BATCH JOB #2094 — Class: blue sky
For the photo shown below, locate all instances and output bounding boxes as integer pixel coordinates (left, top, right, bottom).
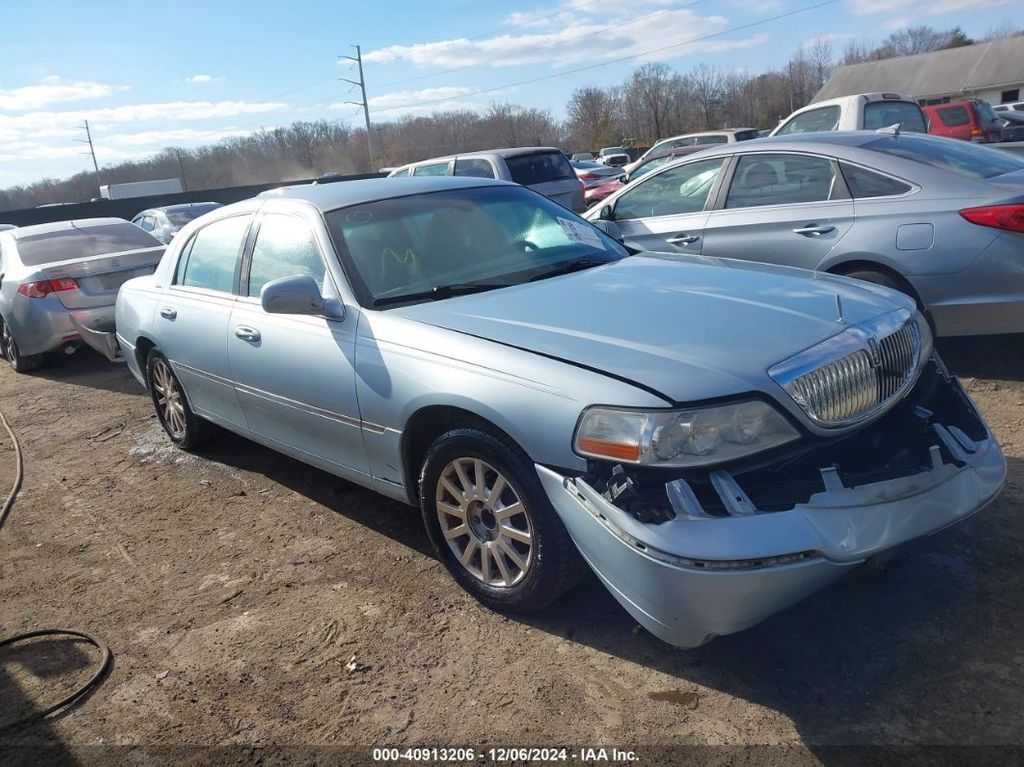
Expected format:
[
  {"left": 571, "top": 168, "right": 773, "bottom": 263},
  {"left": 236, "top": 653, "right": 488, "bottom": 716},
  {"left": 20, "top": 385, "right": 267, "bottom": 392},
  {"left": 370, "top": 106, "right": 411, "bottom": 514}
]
[{"left": 0, "top": 0, "right": 1017, "bottom": 187}]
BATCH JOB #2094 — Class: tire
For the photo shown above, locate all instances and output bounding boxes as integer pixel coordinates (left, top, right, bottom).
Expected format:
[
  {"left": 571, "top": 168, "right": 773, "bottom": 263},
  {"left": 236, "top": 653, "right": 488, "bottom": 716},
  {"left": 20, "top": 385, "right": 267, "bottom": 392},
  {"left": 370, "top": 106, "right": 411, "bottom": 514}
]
[
  {"left": 419, "top": 426, "right": 586, "bottom": 613},
  {"left": 146, "top": 349, "right": 214, "bottom": 450},
  {"left": 0, "top": 316, "right": 45, "bottom": 373},
  {"left": 840, "top": 268, "right": 920, "bottom": 305}
]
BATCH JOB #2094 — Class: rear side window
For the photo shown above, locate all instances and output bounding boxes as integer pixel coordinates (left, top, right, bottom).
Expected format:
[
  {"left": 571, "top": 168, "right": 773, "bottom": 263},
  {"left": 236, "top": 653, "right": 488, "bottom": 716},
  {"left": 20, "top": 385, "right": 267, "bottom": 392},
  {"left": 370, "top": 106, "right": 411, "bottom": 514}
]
[
  {"left": 177, "top": 215, "right": 249, "bottom": 293},
  {"left": 506, "top": 152, "right": 575, "bottom": 185},
  {"left": 865, "top": 135, "right": 1024, "bottom": 180},
  {"left": 733, "top": 130, "right": 760, "bottom": 141},
  {"left": 726, "top": 154, "right": 837, "bottom": 208},
  {"left": 936, "top": 106, "right": 970, "bottom": 127},
  {"left": 247, "top": 214, "right": 325, "bottom": 297},
  {"left": 840, "top": 163, "right": 912, "bottom": 198},
  {"left": 864, "top": 101, "right": 927, "bottom": 133},
  {"left": 412, "top": 162, "right": 449, "bottom": 177},
  {"left": 777, "top": 106, "right": 840, "bottom": 135},
  {"left": 453, "top": 158, "right": 495, "bottom": 179},
  {"left": 15, "top": 222, "right": 162, "bottom": 267}
]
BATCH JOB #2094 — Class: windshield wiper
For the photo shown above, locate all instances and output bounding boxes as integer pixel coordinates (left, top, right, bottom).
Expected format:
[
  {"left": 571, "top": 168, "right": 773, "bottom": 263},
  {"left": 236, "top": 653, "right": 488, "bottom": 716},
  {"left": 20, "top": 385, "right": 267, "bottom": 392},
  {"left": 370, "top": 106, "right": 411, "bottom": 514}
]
[
  {"left": 373, "top": 282, "right": 507, "bottom": 307},
  {"left": 528, "top": 257, "right": 609, "bottom": 282}
]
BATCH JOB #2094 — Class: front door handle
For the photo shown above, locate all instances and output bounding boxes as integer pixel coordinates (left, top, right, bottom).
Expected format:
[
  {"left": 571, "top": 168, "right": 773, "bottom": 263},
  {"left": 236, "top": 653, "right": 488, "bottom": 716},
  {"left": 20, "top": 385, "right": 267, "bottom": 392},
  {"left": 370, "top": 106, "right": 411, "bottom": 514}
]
[
  {"left": 159, "top": 306, "right": 177, "bottom": 319},
  {"left": 234, "top": 326, "right": 261, "bottom": 343},
  {"left": 666, "top": 234, "right": 700, "bottom": 245},
  {"left": 793, "top": 224, "right": 836, "bottom": 236}
]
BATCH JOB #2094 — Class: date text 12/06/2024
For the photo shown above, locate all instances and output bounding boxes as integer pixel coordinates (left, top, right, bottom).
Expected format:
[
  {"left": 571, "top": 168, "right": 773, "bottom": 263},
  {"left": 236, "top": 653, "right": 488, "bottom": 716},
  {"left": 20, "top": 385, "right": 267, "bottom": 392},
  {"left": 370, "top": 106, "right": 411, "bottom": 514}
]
[{"left": 372, "top": 747, "right": 639, "bottom": 762}]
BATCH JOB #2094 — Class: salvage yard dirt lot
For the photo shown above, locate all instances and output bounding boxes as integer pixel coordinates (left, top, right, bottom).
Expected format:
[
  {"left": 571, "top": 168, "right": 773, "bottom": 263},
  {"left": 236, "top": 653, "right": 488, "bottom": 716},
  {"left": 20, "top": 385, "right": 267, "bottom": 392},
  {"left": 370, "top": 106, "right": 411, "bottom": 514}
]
[{"left": 0, "top": 336, "right": 1022, "bottom": 760}]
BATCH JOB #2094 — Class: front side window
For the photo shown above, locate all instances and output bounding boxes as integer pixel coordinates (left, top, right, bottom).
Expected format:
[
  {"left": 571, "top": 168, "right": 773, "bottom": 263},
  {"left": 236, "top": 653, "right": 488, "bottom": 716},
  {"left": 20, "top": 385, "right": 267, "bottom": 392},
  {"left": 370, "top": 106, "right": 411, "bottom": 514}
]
[
  {"left": 453, "top": 158, "right": 495, "bottom": 179},
  {"left": 840, "top": 163, "right": 912, "bottom": 198},
  {"left": 613, "top": 159, "right": 724, "bottom": 220},
  {"left": 326, "top": 186, "right": 627, "bottom": 306},
  {"left": 864, "top": 101, "right": 927, "bottom": 132},
  {"left": 936, "top": 106, "right": 969, "bottom": 127},
  {"left": 413, "top": 162, "right": 449, "bottom": 177},
  {"left": 139, "top": 216, "right": 156, "bottom": 231},
  {"left": 726, "top": 153, "right": 837, "bottom": 209},
  {"left": 777, "top": 105, "right": 840, "bottom": 135},
  {"left": 247, "top": 214, "right": 325, "bottom": 298},
  {"left": 177, "top": 215, "right": 249, "bottom": 293},
  {"left": 630, "top": 155, "right": 674, "bottom": 180}
]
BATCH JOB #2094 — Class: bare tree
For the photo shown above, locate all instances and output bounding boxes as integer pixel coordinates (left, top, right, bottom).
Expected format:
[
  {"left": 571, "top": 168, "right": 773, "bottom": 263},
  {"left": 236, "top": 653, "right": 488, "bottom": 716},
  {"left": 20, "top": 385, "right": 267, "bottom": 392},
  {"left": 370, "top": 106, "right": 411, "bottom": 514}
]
[
  {"left": 565, "top": 86, "right": 620, "bottom": 151},
  {"left": 690, "top": 63, "right": 724, "bottom": 130}
]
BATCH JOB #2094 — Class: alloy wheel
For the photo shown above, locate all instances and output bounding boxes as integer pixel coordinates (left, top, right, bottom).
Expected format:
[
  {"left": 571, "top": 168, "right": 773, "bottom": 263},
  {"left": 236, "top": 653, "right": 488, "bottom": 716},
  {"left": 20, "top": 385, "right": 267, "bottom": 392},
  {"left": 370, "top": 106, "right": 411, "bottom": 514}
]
[
  {"left": 435, "top": 457, "right": 534, "bottom": 587},
  {"left": 151, "top": 358, "right": 186, "bottom": 439}
]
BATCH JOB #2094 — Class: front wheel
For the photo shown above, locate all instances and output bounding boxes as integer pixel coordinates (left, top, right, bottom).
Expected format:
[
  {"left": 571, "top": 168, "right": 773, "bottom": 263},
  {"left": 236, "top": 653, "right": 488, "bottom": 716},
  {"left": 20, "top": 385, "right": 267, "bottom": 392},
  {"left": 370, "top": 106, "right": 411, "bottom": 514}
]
[
  {"left": 0, "top": 317, "right": 45, "bottom": 373},
  {"left": 146, "top": 349, "right": 213, "bottom": 450},
  {"left": 420, "top": 426, "right": 586, "bottom": 613}
]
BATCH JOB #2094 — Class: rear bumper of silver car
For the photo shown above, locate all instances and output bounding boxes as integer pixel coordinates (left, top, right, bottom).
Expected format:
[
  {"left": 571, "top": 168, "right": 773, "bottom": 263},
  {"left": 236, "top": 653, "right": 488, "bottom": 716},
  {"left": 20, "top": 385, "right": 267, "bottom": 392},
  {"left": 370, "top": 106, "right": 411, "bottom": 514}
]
[
  {"left": 537, "top": 415, "right": 1005, "bottom": 649},
  {"left": 9, "top": 296, "right": 116, "bottom": 357}
]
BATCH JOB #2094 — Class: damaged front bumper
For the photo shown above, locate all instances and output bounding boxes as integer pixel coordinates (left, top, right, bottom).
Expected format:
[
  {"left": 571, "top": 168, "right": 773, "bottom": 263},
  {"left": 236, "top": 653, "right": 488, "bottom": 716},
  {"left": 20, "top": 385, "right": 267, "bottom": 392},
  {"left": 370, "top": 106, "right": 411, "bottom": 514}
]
[{"left": 537, "top": 364, "right": 1006, "bottom": 649}]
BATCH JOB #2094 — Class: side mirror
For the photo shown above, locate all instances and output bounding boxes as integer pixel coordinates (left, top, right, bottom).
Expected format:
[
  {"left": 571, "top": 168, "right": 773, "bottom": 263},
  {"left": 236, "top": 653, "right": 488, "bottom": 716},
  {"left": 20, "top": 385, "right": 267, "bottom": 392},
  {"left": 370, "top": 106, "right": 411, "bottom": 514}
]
[
  {"left": 261, "top": 274, "right": 343, "bottom": 319},
  {"left": 591, "top": 219, "right": 624, "bottom": 244},
  {"left": 597, "top": 203, "right": 614, "bottom": 221}
]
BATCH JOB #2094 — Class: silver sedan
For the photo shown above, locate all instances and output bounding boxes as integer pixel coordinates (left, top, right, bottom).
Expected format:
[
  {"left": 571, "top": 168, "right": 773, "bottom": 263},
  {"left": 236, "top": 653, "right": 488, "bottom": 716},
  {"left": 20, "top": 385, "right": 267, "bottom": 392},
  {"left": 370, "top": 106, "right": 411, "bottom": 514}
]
[
  {"left": 585, "top": 132, "right": 1024, "bottom": 337},
  {"left": 104, "top": 178, "right": 1003, "bottom": 648},
  {"left": 0, "top": 218, "right": 164, "bottom": 372}
]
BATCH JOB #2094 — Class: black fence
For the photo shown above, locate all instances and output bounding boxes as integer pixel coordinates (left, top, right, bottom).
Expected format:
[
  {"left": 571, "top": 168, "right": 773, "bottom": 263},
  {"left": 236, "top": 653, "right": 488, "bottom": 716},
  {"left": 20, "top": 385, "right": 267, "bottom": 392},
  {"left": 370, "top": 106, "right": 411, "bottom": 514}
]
[{"left": 0, "top": 173, "right": 385, "bottom": 228}]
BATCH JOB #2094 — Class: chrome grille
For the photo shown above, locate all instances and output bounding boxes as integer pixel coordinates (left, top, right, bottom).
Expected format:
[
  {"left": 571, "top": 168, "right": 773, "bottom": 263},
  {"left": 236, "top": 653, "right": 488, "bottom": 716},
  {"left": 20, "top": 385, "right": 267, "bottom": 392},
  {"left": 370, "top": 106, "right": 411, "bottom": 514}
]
[{"left": 770, "top": 311, "right": 924, "bottom": 428}]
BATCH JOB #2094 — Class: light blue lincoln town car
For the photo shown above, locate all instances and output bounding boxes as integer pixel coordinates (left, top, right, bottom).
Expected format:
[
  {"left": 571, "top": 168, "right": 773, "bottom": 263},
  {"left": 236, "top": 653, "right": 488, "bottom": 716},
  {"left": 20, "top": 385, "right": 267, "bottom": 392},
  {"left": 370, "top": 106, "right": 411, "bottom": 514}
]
[{"left": 96, "top": 177, "right": 1005, "bottom": 648}]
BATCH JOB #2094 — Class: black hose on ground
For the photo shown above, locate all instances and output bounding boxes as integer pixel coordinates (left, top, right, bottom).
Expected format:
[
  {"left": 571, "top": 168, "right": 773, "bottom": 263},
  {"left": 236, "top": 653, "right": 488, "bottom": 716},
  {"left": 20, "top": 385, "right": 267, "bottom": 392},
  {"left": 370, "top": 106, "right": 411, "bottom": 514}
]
[{"left": 0, "top": 401, "right": 113, "bottom": 732}]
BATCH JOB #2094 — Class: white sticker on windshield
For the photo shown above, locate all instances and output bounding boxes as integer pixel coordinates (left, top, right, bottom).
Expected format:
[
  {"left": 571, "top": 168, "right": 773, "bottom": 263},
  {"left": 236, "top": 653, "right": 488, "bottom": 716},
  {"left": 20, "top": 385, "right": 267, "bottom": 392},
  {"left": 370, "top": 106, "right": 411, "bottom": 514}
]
[{"left": 557, "top": 217, "right": 606, "bottom": 250}]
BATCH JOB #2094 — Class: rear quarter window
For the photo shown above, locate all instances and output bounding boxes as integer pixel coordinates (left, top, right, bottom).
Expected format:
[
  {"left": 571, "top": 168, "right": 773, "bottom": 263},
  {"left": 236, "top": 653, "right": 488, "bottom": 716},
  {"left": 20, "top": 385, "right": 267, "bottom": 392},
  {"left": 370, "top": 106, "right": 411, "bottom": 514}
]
[
  {"left": 936, "top": 106, "right": 970, "bottom": 127},
  {"left": 15, "top": 222, "right": 162, "bottom": 267},
  {"left": 840, "top": 163, "right": 912, "bottom": 198},
  {"left": 506, "top": 152, "right": 575, "bottom": 185}
]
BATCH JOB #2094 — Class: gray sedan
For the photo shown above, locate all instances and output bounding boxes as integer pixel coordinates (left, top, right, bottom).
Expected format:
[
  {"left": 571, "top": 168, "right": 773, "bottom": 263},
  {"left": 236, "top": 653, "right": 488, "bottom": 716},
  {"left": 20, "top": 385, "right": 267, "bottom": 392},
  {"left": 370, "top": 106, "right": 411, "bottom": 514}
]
[
  {"left": 105, "top": 177, "right": 1003, "bottom": 648},
  {"left": 585, "top": 132, "right": 1024, "bottom": 337},
  {"left": 0, "top": 218, "right": 164, "bottom": 372}
]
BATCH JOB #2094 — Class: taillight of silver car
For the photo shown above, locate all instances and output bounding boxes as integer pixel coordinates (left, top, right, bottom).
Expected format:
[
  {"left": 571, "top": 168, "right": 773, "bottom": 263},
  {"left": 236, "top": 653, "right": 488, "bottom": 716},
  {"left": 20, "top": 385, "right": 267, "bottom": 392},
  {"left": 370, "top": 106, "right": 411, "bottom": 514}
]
[
  {"left": 959, "top": 204, "right": 1024, "bottom": 233},
  {"left": 16, "top": 278, "right": 79, "bottom": 298}
]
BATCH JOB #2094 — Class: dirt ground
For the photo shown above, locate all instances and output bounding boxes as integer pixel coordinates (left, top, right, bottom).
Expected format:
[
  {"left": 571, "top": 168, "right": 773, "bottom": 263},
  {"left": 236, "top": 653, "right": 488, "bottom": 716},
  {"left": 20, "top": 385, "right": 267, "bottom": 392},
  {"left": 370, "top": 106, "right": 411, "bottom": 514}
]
[{"left": 0, "top": 335, "right": 1022, "bottom": 762}]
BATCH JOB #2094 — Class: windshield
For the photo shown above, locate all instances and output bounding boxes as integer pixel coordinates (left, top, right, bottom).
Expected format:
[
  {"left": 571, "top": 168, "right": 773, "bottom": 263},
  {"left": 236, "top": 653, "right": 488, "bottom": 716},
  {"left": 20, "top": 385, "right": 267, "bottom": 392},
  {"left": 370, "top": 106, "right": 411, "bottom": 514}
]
[
  {"left": 863, "top": 101, "right": 927, "bottom": 133},
  {"left": 166, "top": 204, "right": 221, "bottom": 226},
  {"left": 865, "top": 135, "right": 1024, "bottom": 180},
  {"left": 325, "top": 186, "right": 628, "bottom": 307}
]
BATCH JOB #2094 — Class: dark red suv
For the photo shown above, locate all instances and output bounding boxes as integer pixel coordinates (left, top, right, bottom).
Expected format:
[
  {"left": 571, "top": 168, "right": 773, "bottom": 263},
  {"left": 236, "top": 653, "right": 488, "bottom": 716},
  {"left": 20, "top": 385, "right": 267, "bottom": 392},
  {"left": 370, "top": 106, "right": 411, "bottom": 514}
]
[{"left": 923, "top": 99, "right": 1001, "bottom": 143}]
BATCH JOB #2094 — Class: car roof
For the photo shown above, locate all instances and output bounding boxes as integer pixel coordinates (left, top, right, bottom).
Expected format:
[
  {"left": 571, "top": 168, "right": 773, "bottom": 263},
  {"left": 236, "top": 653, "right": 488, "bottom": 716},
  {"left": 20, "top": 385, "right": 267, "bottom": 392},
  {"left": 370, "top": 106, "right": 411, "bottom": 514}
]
[
  {"left": 7, "top": 218, "right": 130, "bottom": 239},
  {"left": 401, "top": 146, "right": 565, "bottom": 168},
  {"left": 263, "top": 176, "right": 509, "bottom": 212}
]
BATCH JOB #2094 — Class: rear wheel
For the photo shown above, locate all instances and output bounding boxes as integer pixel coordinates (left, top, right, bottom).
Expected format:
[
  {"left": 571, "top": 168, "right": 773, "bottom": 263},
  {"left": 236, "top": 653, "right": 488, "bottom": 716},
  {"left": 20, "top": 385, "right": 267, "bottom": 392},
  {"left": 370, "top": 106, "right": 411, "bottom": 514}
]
[
  {"left": 146, "top": 349, "right": 213, "bottom": 450},
  {"left": 419, "top": 426, "right": 586, "bottom": 613},
  {"left": 0, "top": 317, "right": 45, "bottom": 373}
]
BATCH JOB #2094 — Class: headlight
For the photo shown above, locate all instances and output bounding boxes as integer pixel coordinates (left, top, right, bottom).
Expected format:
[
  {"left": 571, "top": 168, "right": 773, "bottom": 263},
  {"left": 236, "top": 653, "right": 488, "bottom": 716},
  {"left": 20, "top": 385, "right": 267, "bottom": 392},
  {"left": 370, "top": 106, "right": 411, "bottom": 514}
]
[{"left": 574, "top": 401, "right": 800, "bottom": 468}]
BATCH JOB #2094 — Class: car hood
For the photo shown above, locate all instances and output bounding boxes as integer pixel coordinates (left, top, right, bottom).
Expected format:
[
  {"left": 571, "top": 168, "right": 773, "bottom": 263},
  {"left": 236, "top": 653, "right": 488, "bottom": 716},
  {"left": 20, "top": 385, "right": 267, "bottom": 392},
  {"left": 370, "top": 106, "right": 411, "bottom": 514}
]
[{"left": 390, "top": 254, "right": 910, "bottom": 403}]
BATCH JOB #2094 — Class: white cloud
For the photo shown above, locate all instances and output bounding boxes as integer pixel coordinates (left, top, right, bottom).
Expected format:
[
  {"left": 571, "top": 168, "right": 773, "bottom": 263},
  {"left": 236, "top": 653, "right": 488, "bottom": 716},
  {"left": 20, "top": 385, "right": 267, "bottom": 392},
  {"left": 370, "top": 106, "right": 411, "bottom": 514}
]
[
  {"left": 802, "top": 33, "right": 855, "bottom": 49},
  {"left": 363, "top": 3, "right": 768, "bottom": 69},
  {"left": 365, "top": 86, "right": 474, "bottom": 109},
  {"left": 846, "top": 0, "right": 1011, "bottom": 14},
  {"left": 0, "top": 79, "right": 127, "bottom": 112},
  {"left": 185, "top": 74, "right": 223, "bottom": 83},
  {"left": 883, "top": 17, "right": 912, "bottom": 30},
  {"left": 103, "top": 127, "right": 255, "bottom": 147}
]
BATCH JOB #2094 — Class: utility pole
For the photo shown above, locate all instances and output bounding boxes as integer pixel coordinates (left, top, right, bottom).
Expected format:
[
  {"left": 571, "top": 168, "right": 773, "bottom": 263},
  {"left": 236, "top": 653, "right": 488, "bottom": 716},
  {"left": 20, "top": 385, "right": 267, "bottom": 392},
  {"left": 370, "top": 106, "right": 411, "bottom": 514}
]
[
  {"left": 175, "top": 149, "right": 189, "bottom": 191},
  {"left": 339, "top": 44, "right": 373, "bottom": 169},
  {"left": 76, "top": 120, "right": 102, "bottom": 195}
]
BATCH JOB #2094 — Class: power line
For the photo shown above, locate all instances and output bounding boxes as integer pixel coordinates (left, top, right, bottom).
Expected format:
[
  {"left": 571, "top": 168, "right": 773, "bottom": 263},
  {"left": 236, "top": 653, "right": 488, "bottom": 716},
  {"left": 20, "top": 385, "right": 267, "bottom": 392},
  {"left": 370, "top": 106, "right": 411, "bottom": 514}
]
[{"left": 360, "top": 0, "right": 842, "bottom": 115}]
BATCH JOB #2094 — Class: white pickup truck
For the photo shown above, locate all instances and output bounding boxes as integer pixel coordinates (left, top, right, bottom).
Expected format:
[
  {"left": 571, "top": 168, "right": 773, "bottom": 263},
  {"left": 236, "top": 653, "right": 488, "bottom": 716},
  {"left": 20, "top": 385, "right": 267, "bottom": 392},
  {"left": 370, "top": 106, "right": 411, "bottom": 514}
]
[{"left": 770, "top": 92, "right": 927, "bottom": 136}]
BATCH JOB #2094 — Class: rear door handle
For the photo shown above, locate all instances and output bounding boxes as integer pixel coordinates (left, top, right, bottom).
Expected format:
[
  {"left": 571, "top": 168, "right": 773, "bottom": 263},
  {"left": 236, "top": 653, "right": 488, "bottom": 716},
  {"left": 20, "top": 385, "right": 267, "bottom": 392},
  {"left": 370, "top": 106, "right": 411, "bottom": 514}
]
[
  {"left": 234, "top": 326, "right": 261, "bottom": 343},
  {"left": 793, "top": 224, "right": 835, "bottom": 236},
  {"left": 159, "top": 306, "right": 177, "bottom": 319},
  {"left": 666, "top": 234, "right": 700, "bottom": 245}
]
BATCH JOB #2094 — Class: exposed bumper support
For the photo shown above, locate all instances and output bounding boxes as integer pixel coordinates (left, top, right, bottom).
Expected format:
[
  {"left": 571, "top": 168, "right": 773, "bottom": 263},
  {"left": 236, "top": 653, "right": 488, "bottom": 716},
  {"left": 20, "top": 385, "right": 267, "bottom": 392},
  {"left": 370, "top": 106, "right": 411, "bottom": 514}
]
[
  {"left": 68, "top": 315, "right": 122, "bottom": 362},
  {"left": 537, "top": 418, "right": 1005, "bottom": 648}
]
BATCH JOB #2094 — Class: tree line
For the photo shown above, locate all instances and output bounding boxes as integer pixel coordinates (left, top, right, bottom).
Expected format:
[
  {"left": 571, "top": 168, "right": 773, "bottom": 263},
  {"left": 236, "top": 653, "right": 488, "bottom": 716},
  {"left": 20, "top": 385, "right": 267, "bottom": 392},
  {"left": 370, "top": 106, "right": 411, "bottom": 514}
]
[{"left": 1, "top": 22, "right": 1020, "bottom": 211}]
